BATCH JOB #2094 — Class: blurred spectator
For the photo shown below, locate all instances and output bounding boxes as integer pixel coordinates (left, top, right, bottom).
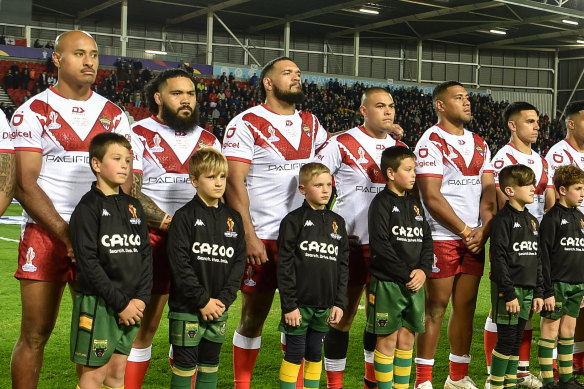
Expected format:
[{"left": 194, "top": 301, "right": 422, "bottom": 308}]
[
  {"left": 250, "top": 72, "right": 258, "bottom": 87},
  {"left": 33, "top": 39, "right": 42, "bottom": 48}
]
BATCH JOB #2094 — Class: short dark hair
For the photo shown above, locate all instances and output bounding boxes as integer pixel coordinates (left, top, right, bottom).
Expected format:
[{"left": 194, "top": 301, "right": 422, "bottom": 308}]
[
  {"left": 257, "top": 56, "right": 293, "bottom": 101},
  {"left": 499, "top": 164, "right": 535, "bottom": 192},
  {"left": 503, "top": 101, "right": 539, "bottom": 127},
  {"left": 432, "top": 80, "right": 463, "bottom": 104},
  {"left": 89, "top": 132, "right": 131, "bottom": 175},
  {"left": 565, "top": 100, "right": 584, "bottom": 121},
  {"left": 553, "top": 164, "right": 584, "bottom": 192},
  {"left": 144, "top": 68, "right": 196, "bottom": 115},
  {"left": 380, "top": 146, "right": 416, "bottom": 181},
  {"left": 360, "top": 87, "right": 389, "bottom": 106}
]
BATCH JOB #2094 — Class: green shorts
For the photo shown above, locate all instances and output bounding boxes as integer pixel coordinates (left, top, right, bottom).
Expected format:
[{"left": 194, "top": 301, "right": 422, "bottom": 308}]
[
  {"left": 278, "top": 307, "right": 331, "bottom": 335},
  {"left": 490, "top": 282, "right": 533, "bottom": 325},
  {"left": 541, "top": 282, "right": 584, "bottom": 320},
  {"left": 168, "top": 311, "right": 228, "bottom": 347},
  {"left": 70, "top": 294, "right": 140, "bottom": 367},
  {"left": 365, "top": 276, "right": 425, "bottom": 335}
]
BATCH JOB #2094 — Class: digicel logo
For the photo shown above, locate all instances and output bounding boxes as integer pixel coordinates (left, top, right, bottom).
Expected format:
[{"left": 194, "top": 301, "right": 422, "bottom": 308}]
[
  {"left": 3, "top": 130, "right": 31, "bottom": 139},
  {"left": 417, "top": 160, "right": 436, "bottom": 167}
]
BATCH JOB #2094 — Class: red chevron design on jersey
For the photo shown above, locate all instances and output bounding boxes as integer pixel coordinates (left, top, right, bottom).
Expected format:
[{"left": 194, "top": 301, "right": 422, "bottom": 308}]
[
  {"left": 336, "top": 132, "right": 406, "bottom": 184},
  {"left": 506, "top": 153, "right": 518, "bottom": 165},
  {"left": 242, "top": 110, "right": 317, "bottom": 160},
  {"left": 429, "top": 130, "right": 487, "bottom": 176},
  {"left": 30, "top": 99, "right": 123, "bottom": 151},
  {"left": 536, "top": 157, "right": 549, "bottom": 195},
  {"left": 135, "top": 126, "right": 217, "bottom": 174}
]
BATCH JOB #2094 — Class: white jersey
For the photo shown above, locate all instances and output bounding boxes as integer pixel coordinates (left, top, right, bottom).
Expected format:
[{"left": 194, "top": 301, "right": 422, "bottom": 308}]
[
  {"left": 131, "top": 116, "right": 221, "bottom": 216},
  {"left": 222, "top": 103, "right": 328, "bottom": 240},
  {"left": 11, "top": 87, "right": 131, "bottom": 223},
  {"left": 546, "top": 138, "right": 584, "bottom": 213},
  {"left": 316, "top": 125, "right": 407, "bottom": 245},
  {"left": 491, "top": 143, "right": 551, "bottom": 221},
  {"left": 0, "top": 110, "right": 14, "bottom": 153},
  {"left": 414, "top": 124, "right": 492, "bottom": 241}
]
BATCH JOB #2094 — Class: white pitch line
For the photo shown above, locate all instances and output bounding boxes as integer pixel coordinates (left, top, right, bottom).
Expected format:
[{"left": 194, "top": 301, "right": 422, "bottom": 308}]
[{"left": 0, "top": 236, "right": 19, "bottom": 243}]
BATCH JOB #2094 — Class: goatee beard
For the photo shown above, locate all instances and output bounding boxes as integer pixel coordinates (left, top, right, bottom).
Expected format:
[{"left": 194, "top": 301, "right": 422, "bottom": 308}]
[{"left": 273, "top": 84, "right": 305, "bottom": 105}]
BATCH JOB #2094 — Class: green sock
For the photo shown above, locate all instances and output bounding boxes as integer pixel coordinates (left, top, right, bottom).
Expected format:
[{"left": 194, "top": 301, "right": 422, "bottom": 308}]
[
  {"left": 374, "top": 349, "right": 394, "bottom": 389},
  {"left": 195, "top": 364, "right": 219, "bottom": 389},
  {"left": 558, "top": 336, "right": 574, "bottom": 383},
  {"left": 393, "top": 348, "right": 412, "bottom": 389},
  {"left": 538, "top": 337, "right": 556, "bottom": 385},
  {"left": 504, "top": 355, "right": 518, "bottom": 387},
  {"left": 171, "top": 364, "right": 196, "bottom": 389},
  {"left": 303, "top": 360, "right": 321, "bottom": 389},
  {"left": 489, "top": 349, "right": 510, "bottom": 389}
]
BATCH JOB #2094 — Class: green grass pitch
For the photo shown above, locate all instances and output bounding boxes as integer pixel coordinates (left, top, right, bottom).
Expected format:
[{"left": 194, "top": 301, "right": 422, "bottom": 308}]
[{"left": 0, "top": 203, "right": 545, "bottom": 388}]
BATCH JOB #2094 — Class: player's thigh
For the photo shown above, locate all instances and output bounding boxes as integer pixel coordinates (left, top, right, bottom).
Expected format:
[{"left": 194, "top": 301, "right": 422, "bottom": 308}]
[
  {"left": 238, "top": 290, "right": 276, "bottom": 334},
  {"left": 332, "top": 284, "right": 365, "bottom": 331},
  {"left": 133, "top": 293, "right": 168, "bottom": 345},
  {"left": 451, "top": 273, "right": 481, "bottom": 310},
  {"left": 20, "top": 279, "right": 66, "bottom": 338},
  {"left": 574, "top": 309, "right": 584, "bottom": 340},
  {"left": 424, "top": 276, "right": 454, "bottom": 315}
]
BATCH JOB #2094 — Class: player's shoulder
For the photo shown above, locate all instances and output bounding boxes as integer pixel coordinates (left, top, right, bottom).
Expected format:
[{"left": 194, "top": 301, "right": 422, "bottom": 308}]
[
  {"left": 546, "top": 139, "right": 568, "bottom": 155},
  {"left": 131, "top": 116, "right": 156, "bottom": 132}
]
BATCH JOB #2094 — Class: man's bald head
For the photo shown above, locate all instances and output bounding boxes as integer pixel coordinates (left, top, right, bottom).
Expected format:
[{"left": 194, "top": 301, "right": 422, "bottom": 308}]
[{"left": 54, "top": 30, "right": 95, "bottom": 53}]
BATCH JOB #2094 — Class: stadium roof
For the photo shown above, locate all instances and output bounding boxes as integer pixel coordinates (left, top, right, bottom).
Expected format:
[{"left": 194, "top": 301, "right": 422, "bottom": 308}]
[{"left": 33, "top": 0, "right": 584, "bottom": 51}]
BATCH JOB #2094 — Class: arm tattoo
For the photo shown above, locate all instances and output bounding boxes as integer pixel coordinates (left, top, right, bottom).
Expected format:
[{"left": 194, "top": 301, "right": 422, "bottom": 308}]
[
  {"left": 0, "top": 153, "right": 15, "bottom": 200},
  {"left": 131, "top": 172, "right": 167, "bottom": 228}
]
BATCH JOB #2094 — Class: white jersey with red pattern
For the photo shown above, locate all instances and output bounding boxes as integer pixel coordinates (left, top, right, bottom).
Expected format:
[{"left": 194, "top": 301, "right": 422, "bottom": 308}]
[
  {"left": 222, "top": 103, "right": 328, "bottom": 240},
  {"left": 414, "top": 124, "right": 492, "bottom": 241},
  {"left": 11, "top": 87, "right": 131, "bottom": 223},
  {"left": 316, "top": 125, "right": 407, "bottom": 245},
  {"left": 491, "top": 143, "right": 550, "bottom": 221},
  {"left": 0, "top": 109, "right": 14, "bottom": 153},
  {"left": 545, "top": 138, "right": 584, "bottom": 213},
  {"left": 131, "top": 116, "right": 221, "bottom": 216}
]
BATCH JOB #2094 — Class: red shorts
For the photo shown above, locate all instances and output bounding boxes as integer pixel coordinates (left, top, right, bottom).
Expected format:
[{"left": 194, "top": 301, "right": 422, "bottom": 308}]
[
  {"left": 149, "top": 228, "right": 171, "bottom": 295},
  {"left": 240, "top": 239, "right": 278, "bottom": 294},
  {"left": 348, "top": 244, "right": 371, "bottom": 287},
  {"left": 429, "top": 240, "right": 484, "bottom": 279},
  {"left": 14, "top": 223, "right": 74, "bottom": 282}
]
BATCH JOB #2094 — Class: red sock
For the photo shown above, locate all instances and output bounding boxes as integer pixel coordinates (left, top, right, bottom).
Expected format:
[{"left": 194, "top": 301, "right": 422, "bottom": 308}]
[
  {"left": 364, "top": 361, "right": 376, "bottom": 388},
  {"left": 124, "top": 360, "right": 150, "bottom": 389},
  {"left": 449, "top": 361, "right": 469, "bottom": 381},
  {"left": 517, "top": 329, "right": 533, "bottom": 377},
  {"left": 233, "top": 345, "right": 260, "bottom": 389},
  {"left": 484, "top": 329, "right": 498, "bottom": 371},
  {"left": 415, "top": 363, "right": 433, "bottom": 387},
  {"left": 574, "top": 353, "right": 584, "bottom": 371},
  {"left": 326, "top": 370, "right": 344, "bottom": 388}
]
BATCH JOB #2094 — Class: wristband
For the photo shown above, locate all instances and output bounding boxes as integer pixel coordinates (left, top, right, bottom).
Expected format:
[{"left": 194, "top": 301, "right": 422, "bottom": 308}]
[
  {"left": 160, "top": 214, "right": 172, "bottom": 231},
  {"left": 457, "top": 224, "right": 468, "bottom": 235},
  {"left": 459, "top": 225, "right": 471, "bottom": 239}
]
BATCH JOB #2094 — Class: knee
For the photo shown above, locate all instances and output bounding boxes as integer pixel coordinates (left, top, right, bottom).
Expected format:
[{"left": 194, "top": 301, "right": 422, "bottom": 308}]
[
  {"left": 237, "top": 312, "right": 266, "bottom": 336},
  {"left": 19, "top": 323, "right": 54, "bottom": 350},
  {"left": 425, "top": 305, "right": 447, "bottom": 322}
]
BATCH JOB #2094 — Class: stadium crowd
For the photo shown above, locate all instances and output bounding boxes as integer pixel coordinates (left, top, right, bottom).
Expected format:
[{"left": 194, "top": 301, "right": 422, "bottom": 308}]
[{"left": 1, "top": 58, "right": 565, "bottom": 155}]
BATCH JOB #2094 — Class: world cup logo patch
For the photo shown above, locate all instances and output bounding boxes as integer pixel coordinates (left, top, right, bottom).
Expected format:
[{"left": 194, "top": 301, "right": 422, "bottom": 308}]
[
  {"left": 331, "top": 221, "right": 341, "bottom": 240},
  {"left": 413, "top": 205, "right": 423, "bottom": 221},
  {"left": 93, "top": 339, "right": 108, "bottom": 357},
  {"left": 128, "top": 204, "right": 138, "bottom": 219},
  {"left": 47, "top": 111, "right": 61, "bottom": 130},
  {"left": 224, "top": 218, "right": 238, "bottom": 238},
  {"left": 151, "top": 134, "right": 164, "bottom": 153},
  {"left": 22, "top": 247, "right": 38, "bottom": 272},
  {"left": 531, "top": 219, "right": 538, "bottom": 235},
  {"left": 128, "top": 204, "right": 141, "bottom": 225}
]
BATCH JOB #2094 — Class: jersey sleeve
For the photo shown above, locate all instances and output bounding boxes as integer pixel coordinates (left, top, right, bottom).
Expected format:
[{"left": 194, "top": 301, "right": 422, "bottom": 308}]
[
  {"left": 70, "top": 200, "right": 131, "bottom": 313},
  {"left": 545, "top": 147, "right": 570, "bottom": 183},
  {"left": 222, "top": 114, "right": 255, "bottom": 164},
  {"left": 334, "top": 218, "right": 349, "bottom": 310},
  {"left": 135, "top": 201, "right": 153, "bottom": 305},
  {"left": 414, "top": 134, "right": 443, "bottom": 177},
  {"left": 538, "top": 212, "right": 557, "bottom": 299},
  {"left": 419, "top": 203, "right": 434, "bottom": 276},
  {"left": 315, "top": 138, "right": 343, "bottom": 174},
  {"left": 482, "top": 143, "right": 493, "bottom": 174},
  {"left": 217, "top": 212, "right": 246, "bottom": 309},
  {"left": 10, "top": 106, "right": 43, "bottom": 152},
  {"left": 489, "top": 214, "right": 516, "bottom": 302},
  {"left": 167, "top": 206, "right": 210, "bottom": 311},
  {"left": 130, "top": 126, "right": 145, "bottom": 174},
  {"left": 314, "top": 116, "right": 329, "bottom": 153},
  {"left": 276, "top": 214, "right": 300, "bottom": 313}
]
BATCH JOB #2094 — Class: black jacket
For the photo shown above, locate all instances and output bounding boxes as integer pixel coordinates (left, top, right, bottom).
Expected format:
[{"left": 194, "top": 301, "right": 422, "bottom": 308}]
[
  {"left": 489, "top": 202, "right": 543, "bottom": 302},
  {"left": 70, "top": 183, "right": 152, "bottom": 313},
  {"left": 540, "top": 201, "right": 584, "bottom": 298},
  {"left": 167, "top": 195, "right": 246, "bottom": 314},
  {"left": 277, "top": 201, "right": 349, "bottom": 313},
  {"left": 368, "top": 187, "right": 433, "bottom": 283}
]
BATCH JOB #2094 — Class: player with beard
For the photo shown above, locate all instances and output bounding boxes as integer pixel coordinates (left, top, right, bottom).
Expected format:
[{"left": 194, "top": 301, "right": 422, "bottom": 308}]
[
  {"left": 125, "top": 69, "right": 221, "bottom": 389},
  {"left": 413, "top": 81, "right": 496, "bottom": 389},
  {"left": 222, "top": 57, "right": 328, "bottom": 389}
]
